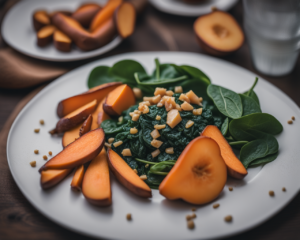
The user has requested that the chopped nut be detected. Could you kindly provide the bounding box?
[288,120,293,124]
[43,155,48,160]
[118,116,123,122]
[34,128,40,133]
[224,215,232,222]
[108,138,115,143]
[154,124,166,130]
[157,102,163,107]
[151,129,161,139]
[152,95,162,104]
[193,108,203,116]
[105,142,111,148]
[292,116,295,121]
[154,87,166,96]
[145,164,149,168]
[175,86,183,93]
[133,169,138,174]
[121,148,132,156]
[165,147,174,154]
[48,151,52,156]
[151,149,160,158]
[34,150,39,154]
[140,175,147,180]
[186,90,200,105]
[39,120,44,125]
[113,141,123,148]
[130,127,138,134]
[179,94,190,103]
[156,115,161,120]
[282,187,286,192]
[167,109,182,128]
[126,213,132,221]
[132,114,140,121]
[151,139,163,148]
[213,203,220,209]
[139,101,151,106]
[133,88,142,99]
[138,104,149,114]
[199,97,203,103]
[166,90,174,96]
[191,208,196,212]
[30,161,36,167]
[164,96,176,111]
[134,110,141,114]
[181,101,194,111]
[129,112,134,117]
[269,190,275,196]
[187,220,195,229]
[176,104,182,111]
[143,96,154,103]
[228,187,233,191]
[185,120,194,129]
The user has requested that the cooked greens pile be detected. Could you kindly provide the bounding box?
[88,58,283,188]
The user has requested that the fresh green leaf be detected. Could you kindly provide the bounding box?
[243,77,260,105]
[249,152,279,167]
[135,158,157,165]
[240,94,261,116]
[207,84,243,119]
[229,140,248,148]
[221,118,229,136]
[88,66,116,88]
[180,65,211,85]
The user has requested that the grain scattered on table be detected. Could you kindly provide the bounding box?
[269,190,275,196]
[34,128,40,133]
[30,161,36,167]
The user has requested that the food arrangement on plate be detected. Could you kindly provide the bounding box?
[34,58,283,212]
[33,0,136,52]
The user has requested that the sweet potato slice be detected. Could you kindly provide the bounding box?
[114,2,136,38]
[40,128,105,172]
[79,114,93,136]
[72,3,102,28]
[40,169,72,189]
[91,98,110,130]
[37,25,56,47]
[57,82,121,118]
[70,165,85,191]
[107,149,152,198]
[89,0,122,32]
[51,13,116,51]
[33,10,50,31]
[53,29,72,52]
[50,99,97,134]
[82,149,112,206]
[62,125,81,148]
[159,136,227,205]
[201,125,247,179]
[103,84,136,116]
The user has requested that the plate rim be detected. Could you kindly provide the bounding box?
[6,51,300,239]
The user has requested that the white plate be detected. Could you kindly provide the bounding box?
[149,0,239,17]
[7,52,300,239]
[1,0,122,62]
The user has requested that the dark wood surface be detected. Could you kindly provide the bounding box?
[1,1,300,239]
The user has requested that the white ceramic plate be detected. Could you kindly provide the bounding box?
[7,52,300,239]
[1,0,122,62]
[149,0,239,17]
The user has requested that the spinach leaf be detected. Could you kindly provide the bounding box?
[207,84,243,119]
[249,152,279,167]
[229,140,248,149]
[229,113,283,141]
[240,134,279,168]
[150,160,176,174]
[243,77,260,105]
[240,94,261,116]
[180,65,211,85]
[88,66,117,88]
[101,120,124,134]
[221,118,229,136]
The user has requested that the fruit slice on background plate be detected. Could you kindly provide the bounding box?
[103,84,136,116]
[32,10,50,31]
[202,125,247,179]
[53,29,72,52]
[107,149,152,198]
[82,149,112,206]
[114,2,136,38]
[40,169,72,189]
[194,10,244,56]
[159,136,227,205]
[57,82,122,117]
[72,3,102,28]
[37,25,56,47]
[40,128,105,172]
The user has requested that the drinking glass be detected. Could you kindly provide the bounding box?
[243,0,300,76]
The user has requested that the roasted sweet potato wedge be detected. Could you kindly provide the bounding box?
[62,125,81,148]
[37,25,56,47]
[91,98,111,130]
[40,169,72,189]
[40,128,105,172]
[72,3,102,28]
[71,165,85,191]
[114,2,136,38]
[53,29,72,52]
[33,10,50,31]
[79,114,93,136]
[57,82,121,118]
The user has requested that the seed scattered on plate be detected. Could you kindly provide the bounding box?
[186,215,193,221]
[43,155,48,160]
[40,120,45,125]
[287,120,293,124]
[228,187,233,191]
[49,151,52,156]
[269,190,275,196]
[213,203,220,209]
[187,220,195,229]
[282,187,286,192]
[126,213,132,221]
[34,128,40,133]
[34,150,39,154]
[191,213,196,219]
[30,161,36,167]
[292,116,295,121]
[191,207,196,212]
[224,215,232,222]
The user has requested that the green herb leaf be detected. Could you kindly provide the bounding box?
[221,118,229,136]
[243,78,260,105]
[229,140,249,148]
[249,152,279,167]
[239,94,262,116]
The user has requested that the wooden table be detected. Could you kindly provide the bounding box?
[1,1,300,239]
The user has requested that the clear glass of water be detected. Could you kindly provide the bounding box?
[243,0,300,76]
